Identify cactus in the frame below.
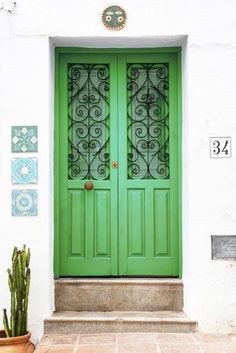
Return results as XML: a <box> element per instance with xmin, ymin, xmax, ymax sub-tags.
<box><xmin>2</xmin><ymin>245</ymin><xmax>31</xmax><ymax>337</ymax></box>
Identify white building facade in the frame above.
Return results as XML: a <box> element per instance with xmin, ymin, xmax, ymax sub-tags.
<box><xmin>1</xmin><ymin>0</ymin><xmax>236</xmax><ymax>343</ymax></box>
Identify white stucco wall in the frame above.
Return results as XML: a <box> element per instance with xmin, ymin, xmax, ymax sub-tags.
<box><xmin>1</xmin><ymin>0</ymin><xmax>236</xmax><ymax>342</ymax></box>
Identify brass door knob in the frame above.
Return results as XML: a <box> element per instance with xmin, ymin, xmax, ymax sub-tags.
<box><xmin>112</xmin><ymin>161</ymin><xmax>118</xmax><ymax>169</ymax></box>
<box><xmin>84</xmin><ymin>182</ymin><xmax>93</xmax><ymax>190</ymax></box>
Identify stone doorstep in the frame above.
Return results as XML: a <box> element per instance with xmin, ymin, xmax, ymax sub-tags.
<box><xmin>44</xmin><ymin>311</ymin><xmax>197</xmax><ymax>334</ymax></box>
<box><xmin>55</xmin><ymin>278</ymin><xmax>183</xmax><ymax>312</ymax></box>
<box><xmin>34</xmin><ymin>333</ymin><xmax>236</xmax><ymax>353</ymax></box>
<box><xmin>55</xmin><ymin>278</ymin><xmax>183</xmax><ymax>284</ymax></box>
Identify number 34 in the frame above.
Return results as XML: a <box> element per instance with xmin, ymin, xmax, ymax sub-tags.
<box><xmin>211</xmin><ymin>137</ymin><xmax>231</xmax><ymax>158</ymax></box>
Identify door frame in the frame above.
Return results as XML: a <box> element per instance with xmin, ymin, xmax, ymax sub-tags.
<box><xmin>54</xmin><ymin>47</ymin><xmax>182</xmax><ymax>278</ymax></box>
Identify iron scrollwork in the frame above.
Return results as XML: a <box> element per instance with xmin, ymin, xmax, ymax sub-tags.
<box><xmin>68</xmin><ymin>64</ymin><xmax>110</xmax><ymax>180</ymax></box>
<box><xmin>127</xmin><ymin>63</ymin><xmax>170</xmax><ymax>179</ymax></box>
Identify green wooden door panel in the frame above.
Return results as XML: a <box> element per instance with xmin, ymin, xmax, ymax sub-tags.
<box><xmin>58</xmin><ymin>54</ymin><xmax>118</xmax><ymax>276</ymax></box>
<box><xmin>69</xmin><ymin>190</ymin><xmax>85</xmax><ymax>256</ymax></box>
<box><xmin>55</xmin><ymin>50</ymin><xmax>181</xmax><ymax>277</ymax></box>
<box><xmin>154</xmin><ymin>189</ymin><xmax>170</xmax><ymax>256</ymax></box>
<box><xmin>94</xmin><ymin>190</ymin><xmax>111</xmax><ymax>256</ymax></box>
<box><xmin>118</xmin><ymin>53</ymin><xmax>179</xmax><ymax>276</ymax></box>
<box><xmin>127</xmin><ymin>189</ymin><xmax>145</xmax><ymax>256</ymax></box>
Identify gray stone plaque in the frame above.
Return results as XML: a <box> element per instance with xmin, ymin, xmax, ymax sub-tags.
<box><xmin>212</xmin><ymin>235</ymin><xmax>236</xmax><ymax>260</ymax></box>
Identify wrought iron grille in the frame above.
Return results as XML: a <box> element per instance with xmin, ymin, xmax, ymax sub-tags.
<box><xmin>68</xmin><ymin>64</ymin><xmax>110</xmax><ymax>180</ymax></box>
<box><xmin>127</xmin><ymin>63</ymin><xmax>169</xmax><ymax>179</ymax></box>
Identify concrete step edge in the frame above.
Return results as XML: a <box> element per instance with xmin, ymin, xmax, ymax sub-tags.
<box><xmin>45</xmin><ymin>318</ymin><xmax>197</xmax><ymax>324</ymax></box>
<box><xmin>55</xmin><ymin>278</ymin><xmax>183</xmax><ymax>285</ymax></box>
<box><xmin>44</xmin><ymin>312</ymin><xmax>197</xmax><ymax>333</ymax></box>
<box><xmin>45</xmin><ymin>312</ymin><xmax>196</xmax><ymax>325</ymax></box>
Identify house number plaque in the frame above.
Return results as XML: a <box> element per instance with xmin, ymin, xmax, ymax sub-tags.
<box><xmin>210</xmin><ymin>137</ymin><xmax>231</xmax><ymax>158</ymax></box>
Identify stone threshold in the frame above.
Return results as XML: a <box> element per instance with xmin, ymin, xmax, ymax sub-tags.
<box><xmin>55</xmin><ymin>278</ymin><xmax>183</xmax><ymax>285</ymax></box>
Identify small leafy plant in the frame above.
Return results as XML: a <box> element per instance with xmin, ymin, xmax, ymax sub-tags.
<box><xmin>2</xmin><ymin>245</ymin><xmax>31</xmax><ymax>337</ymax></box>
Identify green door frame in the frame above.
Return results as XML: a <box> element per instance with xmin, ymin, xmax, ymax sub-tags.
<box><xmin>54</xmin><ymin>47</ymin><xmax>182</xmax><ymax>278</ymax></box>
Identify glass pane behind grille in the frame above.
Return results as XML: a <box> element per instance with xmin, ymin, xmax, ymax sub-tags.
<box><xmin>127</xmin><ymin>63</ymin><xmax>169</xmax><ymax>179</ymax></box>
<box><xmin>68</xmin><ymin>64</ymin><xmax>110</xmax><ymax>180</ymax></box>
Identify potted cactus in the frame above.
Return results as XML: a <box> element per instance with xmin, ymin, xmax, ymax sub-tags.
<box><xmin>0</xmin><ymin>245</ymin><xmax>35</xmax><ymax>352</ymax></box>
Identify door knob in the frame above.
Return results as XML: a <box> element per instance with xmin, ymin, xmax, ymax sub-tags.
<box><xmin>84</xmin><ymin>181</ymin><xmax>93</xmax><ymax>190</ymax></box>
<box><xmin>112</xmin><ymin>161</ymin><xmax>118</xmax><ymax>169</ymax></box>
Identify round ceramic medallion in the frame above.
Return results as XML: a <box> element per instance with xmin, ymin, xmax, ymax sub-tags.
<box><xmin>12</xmin><ymin>158</ymin><xmax>37</xmax><ymax>184</ymax></box>
<box><xmin>15</xmin><ymin>193</ymin><xmax>33</xmax><ymax>211</ymax></box>
<box><xmin>102</xmin><ymin>5</ymin><xmax>127</xmax><ymax>31</ymax></box>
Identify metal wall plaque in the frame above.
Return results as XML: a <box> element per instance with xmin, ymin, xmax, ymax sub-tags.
<box><xmin>212</xmin><ymin>235</ymin><xmax>236</xmax><ymax>260</ymax></box>
<box><xmin>210</xmin><ymin>137</ymin><xmax>231</xmax><ymax>158</ymax></box>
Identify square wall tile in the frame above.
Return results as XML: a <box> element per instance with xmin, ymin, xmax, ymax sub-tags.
<box><xmin>12</xmin><ymin>126</ymin><xmax>38</xmax><ymax>152</ymax></box>
<box><xmin>12</xmin><ymin>158</ymin><xmax>38</xmax><ymax>184</ymax></box>
<box><xmin>12</xmin><ymin>189</ymin><xmax>38</xmax><ymax>216</ymax></box>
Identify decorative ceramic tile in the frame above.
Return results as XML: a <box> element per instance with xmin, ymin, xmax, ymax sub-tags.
<box><xmin>102</xmin><ymin>5</ymin><xmax>127</xmax><ymax>31</ymax></box>
<box><xmin>12</xmin><ymin>126</ymin><xmax>38</xmax><ymax>152</ymax></box>
<box><xmin>12</xmin><ymin>189</ymin><xmax>38</xmax><ymax>216</ymax></box>
<box><xmin>12</xmin><ymin>158</ymin><xmax>38</xmax><ymax>184</ymax></box>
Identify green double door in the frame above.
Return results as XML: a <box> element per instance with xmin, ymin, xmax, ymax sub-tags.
<box><xmin>56</xmin><ymin>50</ymin><xmax>180</xmax><ymax>276</ymax></box>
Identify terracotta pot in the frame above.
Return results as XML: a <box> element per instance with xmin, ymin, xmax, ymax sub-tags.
<box><xmin>0</xmin><ymin>330</ymin><xmax>35</xmax><ymax>353</ymax></box>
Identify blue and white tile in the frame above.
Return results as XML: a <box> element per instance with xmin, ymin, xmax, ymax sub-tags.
<box><xmin>12</xmin><ymin>158</ymin><xmax>38</xmax><ymax>184</ymax></box>
<box><xmin>12</xmin><ymin>189</ymin><xmax>38</xmax><ymax>216</ymax></box>
<box><xmin>12</xmin><ymin>126</ymin><xmax>38</xmax><ymax>153</ymax></box>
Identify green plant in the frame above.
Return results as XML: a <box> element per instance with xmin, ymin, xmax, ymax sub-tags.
<box><xmin>2</xmin><ymin>245</ymin><xmax>31</xmax><ymax>337</ymax></box>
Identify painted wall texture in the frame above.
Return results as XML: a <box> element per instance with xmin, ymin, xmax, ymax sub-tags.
<box><xmin>1</xmin><ymin>0</ymin><xmax>236</xmax><ymax>342</ymax></box>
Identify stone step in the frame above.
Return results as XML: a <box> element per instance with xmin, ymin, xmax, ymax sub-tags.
<box><xmin>44</xmin><ymin>311</ymin><xmax>197</xmax><ymax>334</ymax></box>
<box><xmin>55</xmin><ymin>278</ymin><xmax>183</xmax><ymax>312</ymax></box>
